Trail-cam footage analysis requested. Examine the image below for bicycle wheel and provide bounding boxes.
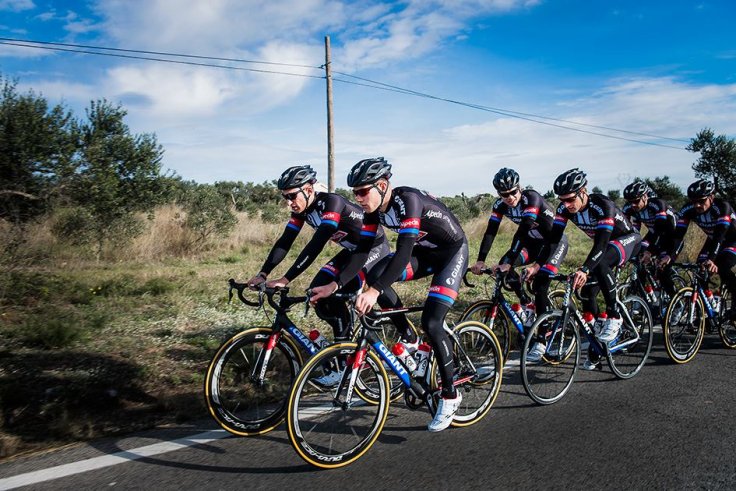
[429,321,503,428]
[459,300,511,361]
[718,290,736,349]
[521,311,580,404]
[204,327,302,436]
[662,287,705,364]
[287,343,390,469]
[607,295,653,379]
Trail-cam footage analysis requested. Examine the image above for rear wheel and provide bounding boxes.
[459,300,511,361]
[607,295,653,379]
[429,321,503,428]
[663,288,705,364]
[521,311,580,404]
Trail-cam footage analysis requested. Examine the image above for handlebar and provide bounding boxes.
[228,279,309,314]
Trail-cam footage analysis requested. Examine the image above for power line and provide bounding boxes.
[0,37,322,70]
[2,37,689,149]
[333,70,690,147]
[0,40,324,80]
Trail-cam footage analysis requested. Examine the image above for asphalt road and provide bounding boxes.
[2,332,735,490]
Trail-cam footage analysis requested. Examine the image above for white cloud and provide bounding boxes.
[0,0,34,12]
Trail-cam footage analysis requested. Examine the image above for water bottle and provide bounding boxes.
[511,303,526,325]
[392,342,418,373]
[522,303,536,327]
[713,291,722,313]
[413,343,431,377]
[644,285,657,305]
[308,329,330,349]
[582,312,596,332]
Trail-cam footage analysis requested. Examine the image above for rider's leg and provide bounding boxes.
[367,253,419,343]
[715,248,736,318]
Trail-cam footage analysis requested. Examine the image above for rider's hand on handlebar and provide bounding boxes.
[702,259,719,274]
[470,261,486,275]
[246,273,267,288]
[309,282,338,305]
[641,250,653,265]
[266,276,290,289]
[524,263,541,282]
[355,287,380,315]
[657,255,671,269]
[572,269,588,290]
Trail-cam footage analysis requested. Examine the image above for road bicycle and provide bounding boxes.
[662,263,735,363]
[285,297,503,469]
[520,271,654,404]
[204,280,409,436]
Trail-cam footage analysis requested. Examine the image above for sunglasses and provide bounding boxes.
[499,188,519,199]
[281,190,301,201]
[693,197,709,205]
[352,185,376,198]
[558,192,580,204]
[627,197,643,205]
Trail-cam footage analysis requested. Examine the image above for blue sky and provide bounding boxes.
[1,0,735,195]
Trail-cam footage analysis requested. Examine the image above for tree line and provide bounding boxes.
[2,72,735,258]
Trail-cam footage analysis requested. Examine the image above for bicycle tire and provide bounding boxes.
[286,343,390,469]
[521,310,580,404]
[717,290,736,349]
[204,327,302,436]
[459,300,511,361]
[607,295,653,379]
[663,287,705,364]
[429,321,503,428]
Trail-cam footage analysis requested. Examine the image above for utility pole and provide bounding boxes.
[325,35,335,192]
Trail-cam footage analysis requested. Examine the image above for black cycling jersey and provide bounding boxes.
[549,193,637,271]
[260,192,384,281]
[478,189,557,265]
[339,186,465,294]
[622,197,677,253]
[671,197,736,259]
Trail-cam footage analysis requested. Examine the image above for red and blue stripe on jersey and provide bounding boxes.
[597,218,615,232]
[361,223,379,238]
[428,285,458,305]
[320,211,341,228]
[399,218,421,236]
[286,216,304,231]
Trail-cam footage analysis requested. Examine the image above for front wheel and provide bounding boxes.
[607,295,653,379]
[429,321,503,428]
[521,310,580,405]
[663,288,705,364]
[286,343,390,469]
[204,327,302,436]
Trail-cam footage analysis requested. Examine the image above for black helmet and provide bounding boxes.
[687,179,715,200]
[492,167,520,192]
[554,168,587,196]
[347,157,392,187]
[277,165,317,190]
[623,181,651,201]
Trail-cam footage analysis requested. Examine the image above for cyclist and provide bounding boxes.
[311,157,468,432]
[470,167,569,362]
[660,179,736,320]
[247,165,391,384]
[550,168,641,370]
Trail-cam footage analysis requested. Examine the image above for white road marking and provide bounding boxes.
[0,430,229,490]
